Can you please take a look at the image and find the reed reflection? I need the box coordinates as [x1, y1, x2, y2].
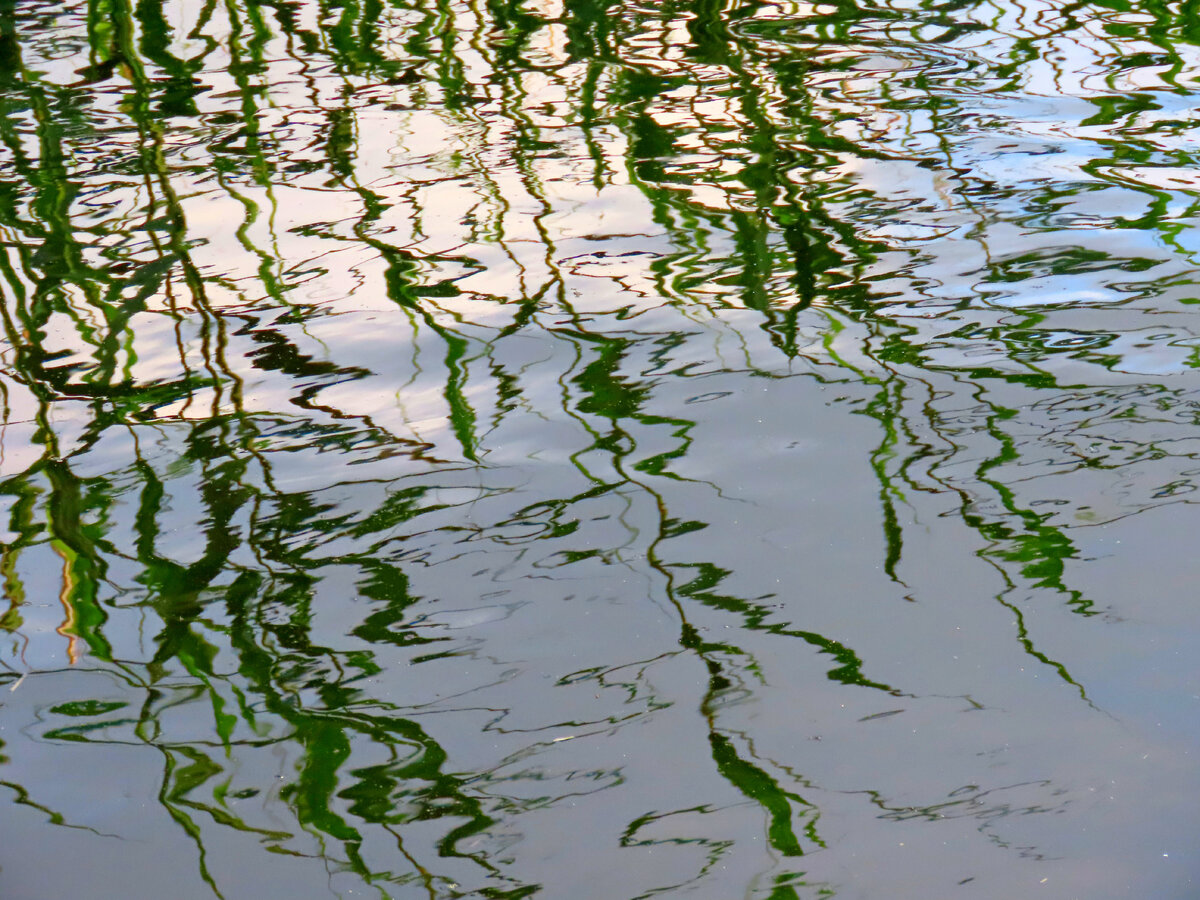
[3, 0, 1200, 896]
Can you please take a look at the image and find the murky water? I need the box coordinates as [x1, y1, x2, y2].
[1, 0, 1199, 896]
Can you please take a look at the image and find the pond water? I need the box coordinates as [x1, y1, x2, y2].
[1, 0, 1199, 897]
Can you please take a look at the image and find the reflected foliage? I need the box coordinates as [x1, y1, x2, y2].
[2, 0, 1200, 896]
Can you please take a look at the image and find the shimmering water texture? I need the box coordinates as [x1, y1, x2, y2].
[1, 0, 1199, 896]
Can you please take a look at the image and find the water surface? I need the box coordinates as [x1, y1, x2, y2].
[1, 0, 1199, 896]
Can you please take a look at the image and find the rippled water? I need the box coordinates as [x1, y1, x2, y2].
[1, 0, 1199, 896]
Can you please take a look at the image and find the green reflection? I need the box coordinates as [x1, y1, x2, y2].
[1, 0, 1198, 895]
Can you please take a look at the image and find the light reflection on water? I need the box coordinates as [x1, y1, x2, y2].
[0, 0, 1199, 896]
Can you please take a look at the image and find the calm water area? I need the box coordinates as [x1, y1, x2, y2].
[1, 0, 1199, 896]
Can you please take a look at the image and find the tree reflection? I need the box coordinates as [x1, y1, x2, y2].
[3, 0, 1200, 895]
